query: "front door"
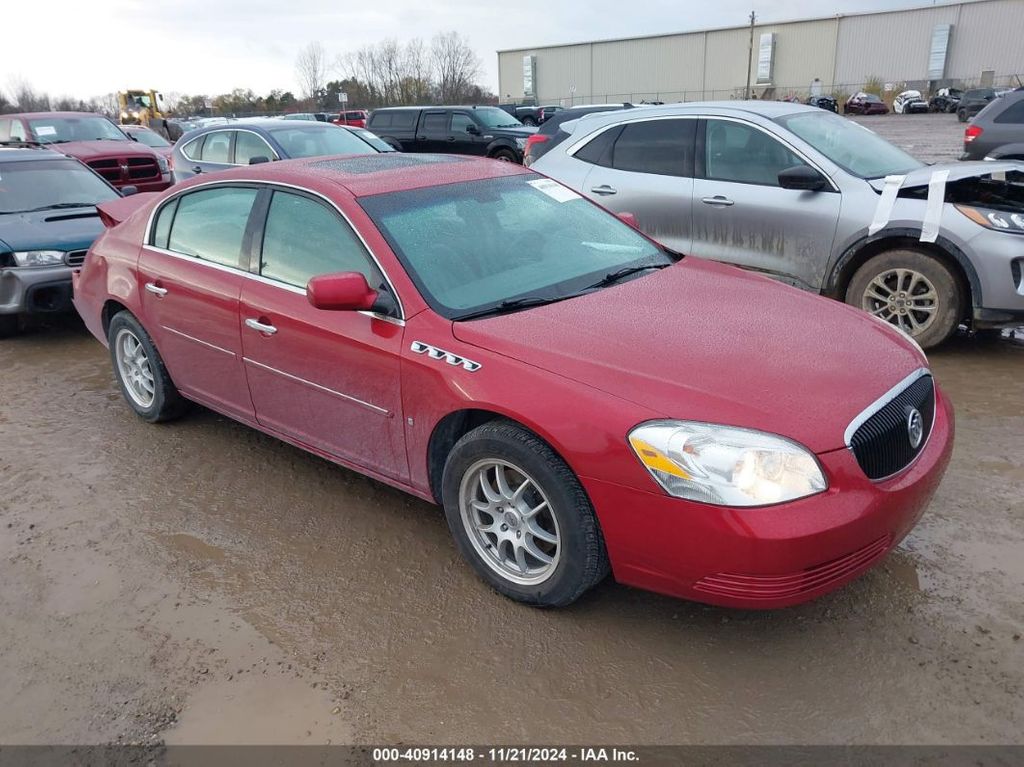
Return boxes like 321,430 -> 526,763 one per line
138,185 -> 259,420
689,118 -> 841,291
239,188 -> 407,480
449,112 -> 489,156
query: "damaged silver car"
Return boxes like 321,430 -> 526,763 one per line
532,102 -> 1024,348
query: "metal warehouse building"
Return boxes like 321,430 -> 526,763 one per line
497,0 -> 1024,105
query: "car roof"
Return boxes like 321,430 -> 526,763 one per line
180,152 -> 532,198
0,146 -> 71,162
372,105 -> 503,112
3,111 -> 108,119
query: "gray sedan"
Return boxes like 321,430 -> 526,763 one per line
532,102 -> 1024,348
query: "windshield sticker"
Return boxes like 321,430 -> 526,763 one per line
528,178 -> 581,203
35,126 -> 57,136
920,169 -> 949,244
868,174 -> 906,235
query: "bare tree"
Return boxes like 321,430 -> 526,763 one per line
431,32 -> 481,104
8,78 -> 50,111
295,42 -> 328,104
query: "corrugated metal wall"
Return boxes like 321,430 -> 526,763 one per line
497,0 -> 1024,103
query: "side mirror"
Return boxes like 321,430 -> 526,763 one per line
307,272 -> 378,312
466,124 -> 481,135
778,165 -> 827,192
121,185 -> 139,197
248,156 -> 271,165
617,212 -> 640,228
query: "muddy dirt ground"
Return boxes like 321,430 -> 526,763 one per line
1,114 -> 1022,746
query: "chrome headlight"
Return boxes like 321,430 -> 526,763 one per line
955,204 -> 1024,234
515,138 -> 527,149
157,156 -> 169,173
628,421 -> 827,507
12,250 -> 65,267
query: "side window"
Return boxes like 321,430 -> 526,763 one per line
369,113 -> 391,129
201,132 -> 231,164
574,126 -> 621,167
704,120 -> 807,187
611,119 -> 695,177
393,111 -> 418,129
260,191 -> 380,289
181,135 -> 205,161
151,198 -> 179,249
7,119 -> 27,142
235,131 -> 275,164
421,112 -> 447,133
451,113 -> 475,133
994,100 -> 1024,124
167,187 -> 257,267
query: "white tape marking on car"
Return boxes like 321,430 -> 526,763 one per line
868,174 -> 906,235
920,169 -> 950,244
528,178 -> 581,203
992,170 -> 1006,181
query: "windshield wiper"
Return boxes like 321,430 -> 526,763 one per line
11,203 -> 97,213
582,263 -> 671,291
454,294 -> 574,321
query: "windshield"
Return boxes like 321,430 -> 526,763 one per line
268,125 -> 379,158
474,108 -> 523,129
0,159 -> 118,214
130,128 -> 171,148
349,128 -> 394,152
775,111 -> 922,179
28,116 -> 129,144
359,175 -> 671,319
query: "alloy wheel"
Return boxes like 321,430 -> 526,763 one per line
114,328 -> 156,408
861,267 -> 939,337
459,459 -> 560,585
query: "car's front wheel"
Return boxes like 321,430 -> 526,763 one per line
490,148 -> 518,163
441,421 -> 609,607
107,311 -> 187,422
846,250 -> 963,349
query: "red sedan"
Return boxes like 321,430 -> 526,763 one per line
72,155 -> 953,608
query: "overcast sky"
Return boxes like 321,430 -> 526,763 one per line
7,0 -> 942,101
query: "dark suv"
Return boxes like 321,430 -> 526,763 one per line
957,88 -> 1003,122
367,106 -> 536,163
961,90 -> 1024,161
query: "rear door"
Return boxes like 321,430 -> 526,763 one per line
577,117 -> 697,253
138,185 -> 259,420
239,187 -> 407,480
416,110 -> 450,153
689,118 -> 840,291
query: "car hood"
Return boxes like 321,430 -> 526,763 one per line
0,207 -> 104,253
867,160 -> 1024,192
50,140 -> 159,160
483,126 -> 538,139
451,258 -> 925,454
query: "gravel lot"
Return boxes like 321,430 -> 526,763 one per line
1,113 -> 1021,748
849,111 -> 966,164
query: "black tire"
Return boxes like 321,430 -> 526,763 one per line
0,314 -> 19,339
521,117 -> 537,127
107,310 -> 188,423
846,249 -> 963,350
441,420 -> 609,607
490,148 -> 519,163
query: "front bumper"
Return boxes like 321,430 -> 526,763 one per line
0,265 -> 75,316
113,174 -> 172,193
962,226 -> 1024,323
583,386 -> 954,609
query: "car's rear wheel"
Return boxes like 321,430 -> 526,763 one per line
846,250 -> 963,349
521,117 -> 537,127
0,314 -> 20,339
490,148 -> 518,163
108,311 -> 187,422
441,420 -> 609,607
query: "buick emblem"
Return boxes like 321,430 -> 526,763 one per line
906,408 -> 924,449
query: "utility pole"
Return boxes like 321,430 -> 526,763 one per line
745,11 -> 756,100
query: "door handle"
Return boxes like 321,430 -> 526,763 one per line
144,282 -> 168,297
447,137 -> 457,142
701,196 -> 735,207
590,185 -> 617,196
244,318 -> 277,335
192,166 -> 203,174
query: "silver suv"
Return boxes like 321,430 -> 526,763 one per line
532,102 -> 1024,348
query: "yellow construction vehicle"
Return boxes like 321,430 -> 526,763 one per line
117,90 -> 168,125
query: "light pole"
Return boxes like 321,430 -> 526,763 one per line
745,11 -> 756,100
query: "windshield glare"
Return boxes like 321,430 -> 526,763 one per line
474,108 -> 522,128
268,125 -> 378,158
359,175 -> 669,318
29,116 -> 129,143
0,160 -> 118,213
775,111 -> 922,179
